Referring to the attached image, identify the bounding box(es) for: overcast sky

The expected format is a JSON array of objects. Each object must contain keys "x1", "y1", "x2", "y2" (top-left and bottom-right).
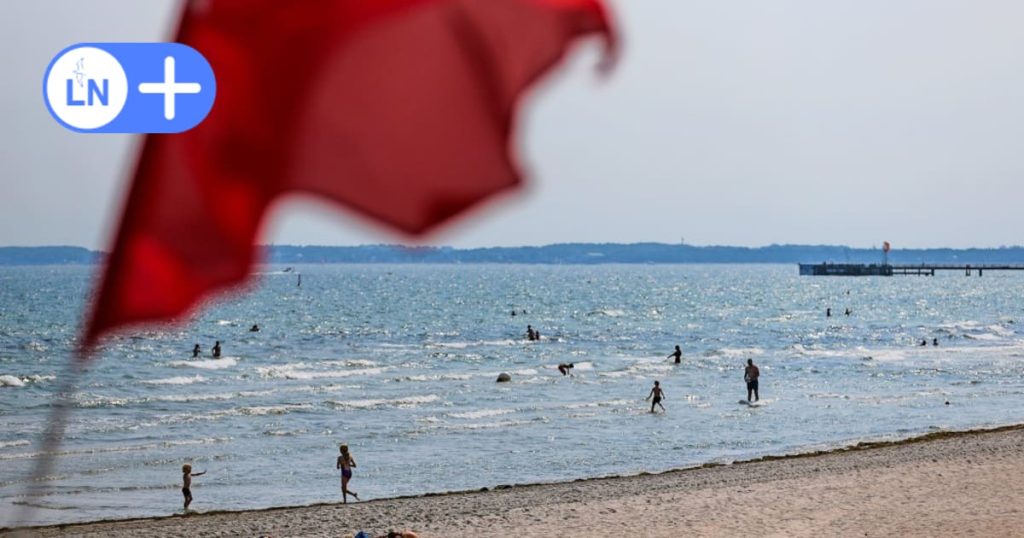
[{"x1": 3, "y1": 0, "x2": 1023, "y2": 249}]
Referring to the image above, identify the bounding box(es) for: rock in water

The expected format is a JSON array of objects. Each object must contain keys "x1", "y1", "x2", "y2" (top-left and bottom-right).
[{"x1": 496, "y1": 373, "x2": 511, "y2": 383}]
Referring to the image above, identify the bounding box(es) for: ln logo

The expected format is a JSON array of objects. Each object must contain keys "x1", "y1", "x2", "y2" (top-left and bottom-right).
[
  {"x1": 45, "y1": 46, "x2": 128, "y2": 130},
  {"x1": 44, "y1": 43, "x2": 215, "y2": 134}
]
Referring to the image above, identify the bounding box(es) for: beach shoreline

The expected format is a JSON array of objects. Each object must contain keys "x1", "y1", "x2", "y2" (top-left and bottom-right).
[{"x1": 7, "y1": 423, "x2": 1024, "y2": 537}]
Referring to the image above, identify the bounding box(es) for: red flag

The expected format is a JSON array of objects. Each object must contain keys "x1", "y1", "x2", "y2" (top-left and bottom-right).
[
  {"x1": 883, "y1": 241, "x2": 891, "y2": 253},
  {"x1": 83, "y1": 0, "x2": 614, "y2": 349}
]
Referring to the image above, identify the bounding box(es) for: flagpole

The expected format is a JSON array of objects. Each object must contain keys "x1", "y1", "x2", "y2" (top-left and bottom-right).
[{"x1": 5, "y1": 355, "x2": 87, "y2": 529}]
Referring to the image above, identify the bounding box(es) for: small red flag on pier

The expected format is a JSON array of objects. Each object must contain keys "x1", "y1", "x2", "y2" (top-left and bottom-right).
[
  {"x1": 883, "y1": 241, "x2": 891, "y2": 253},
  {"x1": 82, "y1": 0, "x2": 615, "y2": 349}
]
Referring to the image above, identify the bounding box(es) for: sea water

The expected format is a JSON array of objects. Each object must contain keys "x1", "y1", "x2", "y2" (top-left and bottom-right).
[{"x1": 1, "y1": 264, "x2": 1023, "y2": 525}]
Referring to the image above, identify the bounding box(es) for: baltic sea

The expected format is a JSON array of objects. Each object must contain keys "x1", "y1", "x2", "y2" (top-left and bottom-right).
[{"x1": 2, "y1": 264, "x2": 1022, "y2": 525}]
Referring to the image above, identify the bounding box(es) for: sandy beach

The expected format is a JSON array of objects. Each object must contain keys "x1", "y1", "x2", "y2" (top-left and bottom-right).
[{"x1": 5, "y1": 425, "x2": 1023, "y2": 537}]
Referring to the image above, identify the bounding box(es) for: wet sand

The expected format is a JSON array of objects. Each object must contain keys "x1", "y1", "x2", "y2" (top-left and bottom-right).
[{"x1": 6, "y1": 425, "x2": 1024, "y2": 537}]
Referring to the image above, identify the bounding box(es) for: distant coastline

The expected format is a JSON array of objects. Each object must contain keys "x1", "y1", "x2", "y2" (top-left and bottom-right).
[{"x1": 4, "y1": 243, "x2": 1024, "y2": 266}]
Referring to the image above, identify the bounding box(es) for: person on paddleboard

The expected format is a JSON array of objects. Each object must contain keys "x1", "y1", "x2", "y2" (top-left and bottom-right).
[{"x1": 744, "y1": 359, "x2": 760, "y2": 403}]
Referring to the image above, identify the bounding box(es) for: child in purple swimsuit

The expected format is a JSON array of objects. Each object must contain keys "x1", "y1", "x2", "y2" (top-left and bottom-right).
[{"x1": 336, "y1": 444, "x2": 359, "y2": 503}]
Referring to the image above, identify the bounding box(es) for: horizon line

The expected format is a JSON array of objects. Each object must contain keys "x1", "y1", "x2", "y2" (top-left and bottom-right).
[{"x1": 4, "y1": 242, "x2": 1024, "y2": 252}]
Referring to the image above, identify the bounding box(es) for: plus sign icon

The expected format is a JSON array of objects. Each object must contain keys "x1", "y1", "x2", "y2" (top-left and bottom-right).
[{"x1": 44, "y1": 43, "x2": 215, "y2": 133}]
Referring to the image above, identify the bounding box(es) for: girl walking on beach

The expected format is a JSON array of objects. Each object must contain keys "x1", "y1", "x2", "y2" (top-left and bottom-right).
[{"x1": 337, "y1": 444, "x2": 359, "y2": 503}]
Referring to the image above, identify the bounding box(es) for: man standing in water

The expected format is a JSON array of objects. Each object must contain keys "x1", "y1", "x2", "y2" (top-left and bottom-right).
[
  {"x1": 668, "y1": 345, "x2": 682, "y2": 364},
  {"x1": 744, "y1": 359, "x2": 760, "y2": 403}
]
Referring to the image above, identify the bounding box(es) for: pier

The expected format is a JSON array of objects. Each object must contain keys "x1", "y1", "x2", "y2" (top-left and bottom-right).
[{"x1": 799, "y1": 263, "x2": 1024, "y2": 276}]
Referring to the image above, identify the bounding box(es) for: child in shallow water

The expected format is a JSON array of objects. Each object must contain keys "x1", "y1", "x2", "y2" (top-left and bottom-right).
[
  {"x1": 181, "y1": 464, "x2": 206, "y2": 511},
  {"x1": 646, "y1": 380, "x2": 666, "y2": 413},
  {"x1": 337, "y1": 444, "x2": 359, "y2": 503}
]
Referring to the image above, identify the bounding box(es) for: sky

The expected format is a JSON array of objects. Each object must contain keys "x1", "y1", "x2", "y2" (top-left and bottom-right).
[{"x1": 2, "y1": 0, "x2": 1023, "y2": 250}]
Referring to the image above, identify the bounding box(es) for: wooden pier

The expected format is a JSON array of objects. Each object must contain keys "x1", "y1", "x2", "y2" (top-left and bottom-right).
[
  {"x1": 799, "y1": 263, "x2": 1024, "y2": 277},
  {"x1": 890, "y1": 264, "x2": 1024, "y2": 276}
]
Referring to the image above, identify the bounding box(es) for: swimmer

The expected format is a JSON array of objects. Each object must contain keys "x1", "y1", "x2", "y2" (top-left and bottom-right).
[
  {"x1": 192, "y1": 344, "x2": 201, "y2": 358},
  {"x1": 558, "y1": 363, "x2": 574, "y2": 376},
  {"x1": 250, "y1": 324, "x2": 259, "y2": 332},
  {"x1": 212, "y1": 341, "x2": 221, "y2": 358},
  {"x1": 646, "y1": 380, "x2": 666, "y2": 413},
  {"x1": 668, "y1": 345, "x2": 682, "y2": 364}
]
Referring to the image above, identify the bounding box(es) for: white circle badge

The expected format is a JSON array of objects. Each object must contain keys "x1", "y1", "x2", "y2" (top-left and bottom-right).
[{"x1": 45, "y1": 46, "x2": 128, "y2": 130}]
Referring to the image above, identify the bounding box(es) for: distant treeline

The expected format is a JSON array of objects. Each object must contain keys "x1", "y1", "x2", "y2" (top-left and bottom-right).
[
  {"x1": 0, "y1": 246, "x2": 100, "y2": 265},
  {"x1": 262, "y1": 244, "x2": 1024, "y2": 265},
  {"x1": 5, "y1": 243, "x2": 1023, "y2": 266}
]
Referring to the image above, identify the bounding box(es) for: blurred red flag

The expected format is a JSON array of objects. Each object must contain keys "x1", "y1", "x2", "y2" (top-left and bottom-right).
[{"x1": 82, "y1": 0, "x2": 614, "y2": 349}]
